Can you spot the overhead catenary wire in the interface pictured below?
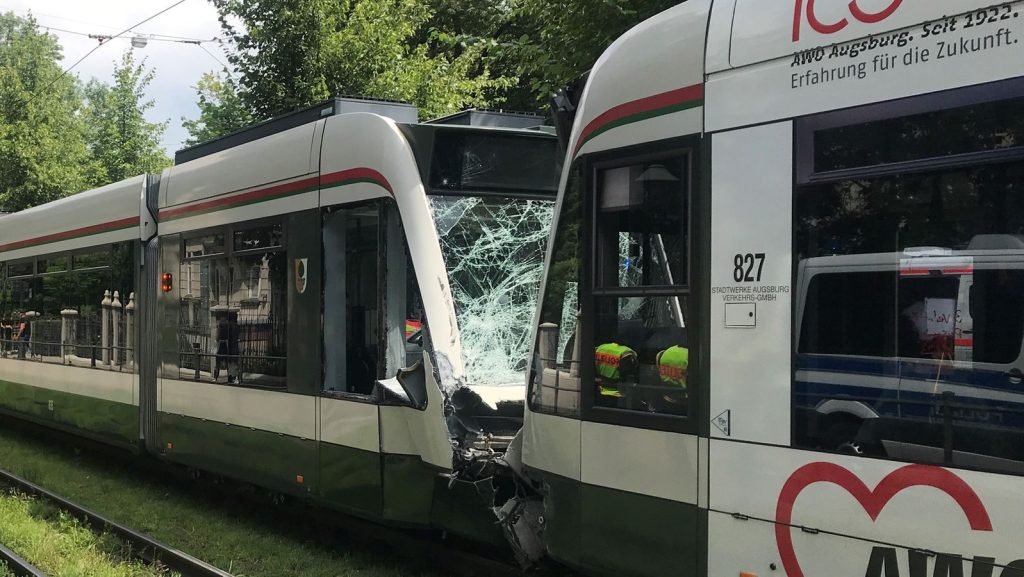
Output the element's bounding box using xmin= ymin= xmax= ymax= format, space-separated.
xmin=39 ymin=22 xmax=224 ymax=46
xmin=21 ymin=8 xmax=227 ymax=44
xmin=197 ymin=43 xmax=230 ymax=71
xmin=45 ymin=0 xmax=190 ymax=90
xmin=32 ymin=14 xmax=232 ymax=76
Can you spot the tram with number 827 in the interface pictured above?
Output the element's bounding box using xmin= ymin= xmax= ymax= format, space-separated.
xmin=501 ymin=1 xmax=1024 ymax=576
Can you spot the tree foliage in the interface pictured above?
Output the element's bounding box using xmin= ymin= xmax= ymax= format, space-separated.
xmin=500 ymin=0 xmax=681 ymax=107
xmin=0 ymin=12 xmax=94 ymax=211
xmin=207 ymin=0 xmax=511 ymax=123
xmin=421 ymin=0 xmax=682 ymax=109
xmin=185 ymin=0 xmax=682 ymax=141
xmin=0 ymin=13 xmax=170 ymax=211
xmin=82 ymin=51 xmax=171 ymax=183
xmin=181 ymin=72 xmax=253 ymax=146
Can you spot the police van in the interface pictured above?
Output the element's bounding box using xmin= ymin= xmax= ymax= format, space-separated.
xmin=795 ymin=235 xmax=1024 ymax=473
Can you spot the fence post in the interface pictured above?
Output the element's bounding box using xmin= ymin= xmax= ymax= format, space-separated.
xmin=111 ymin=291 xmax=122 ymax=369
xmin=101 ymin=290 xmax=111 ymax=365
xmin=125 ymin=292 xmax=135 ymax=368
xmin=61 ymin=309 xmax=78 ymax=364
xmin=538 ymin=323 xmax=557 ymax=371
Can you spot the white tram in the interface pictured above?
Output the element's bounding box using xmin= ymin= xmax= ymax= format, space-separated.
xmin=510 ymin=1 xmax=1024 ymax=576
xmin=0 ymin=101 xmax=559 ymax=540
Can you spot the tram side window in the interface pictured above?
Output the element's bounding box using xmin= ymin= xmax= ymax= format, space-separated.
xmin=531 ymin=169 xmax=584 ymax=416
xmin=794 ymin=93 xmax=1024 ymax=473
xmin=381 ymin=203 xmax=424 ymax=380
xmin=323 ymin=203 xmax=382 ymax=397
xmin=177 ymin=224 xmax=287 ymax=387
xmin=592 ymin=156 xmax=691 ymax=418
xmin=0 ymin=245 xmax=136 ymax=369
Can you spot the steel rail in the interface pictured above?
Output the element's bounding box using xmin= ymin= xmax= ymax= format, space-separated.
xmin=0 ymin=542 xmax=47 ymax=577
xmin=0 ymin=419 xmax=535 ymax=577
xmin=0 ymin=467 xmax=234 ymax=577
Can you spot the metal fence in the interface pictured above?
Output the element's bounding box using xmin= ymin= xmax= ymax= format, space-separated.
xmin=176 ymin=298 xmax=287 ymax=386
xmin=0 ymin=290 xmax=136 ymax=371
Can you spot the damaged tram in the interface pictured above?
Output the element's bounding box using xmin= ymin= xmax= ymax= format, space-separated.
xmin=502 ymin=0 xmax=1024 ymax=576
xmin=0 ymin=101 xmax=557 ymax=543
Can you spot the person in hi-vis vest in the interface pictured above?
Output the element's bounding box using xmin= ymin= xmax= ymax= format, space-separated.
xmin=655 ymin=344 xmax=689 ymax=410
xmin=595 ymin=342 xmax=638 ymax=400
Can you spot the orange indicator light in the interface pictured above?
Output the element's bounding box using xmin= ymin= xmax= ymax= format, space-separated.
xmin=161 ymin=273 xmax=173 ymax=293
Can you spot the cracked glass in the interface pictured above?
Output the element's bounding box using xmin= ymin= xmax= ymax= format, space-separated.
xmin=429 ymin=195 xmax=554 ymax=387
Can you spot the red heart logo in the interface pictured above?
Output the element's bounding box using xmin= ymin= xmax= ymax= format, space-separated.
xmin=775 ymin=462 xmax=993 ymax=577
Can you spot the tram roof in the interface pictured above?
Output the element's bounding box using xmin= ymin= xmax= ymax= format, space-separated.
xmin=566 ymin=0 xmax=709 ymax=160
xmin=0 ymin=176 xmax=144 ymax=262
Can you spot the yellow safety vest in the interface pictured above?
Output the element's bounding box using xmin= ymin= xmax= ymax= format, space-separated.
xmin=595 ymin=343 xmax=636 ymax=398
xmin=656 ymin=345 xmax=689 ymax=391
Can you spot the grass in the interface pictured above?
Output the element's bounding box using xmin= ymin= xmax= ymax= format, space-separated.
xmin=0 ymin=423 xmax=444 ymax=577
xmin=0 ymin=492 xmax=168 ymax=577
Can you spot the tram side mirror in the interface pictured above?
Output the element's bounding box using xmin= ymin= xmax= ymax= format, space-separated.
xmin=375 ymin=361 xmax=428 ymax=410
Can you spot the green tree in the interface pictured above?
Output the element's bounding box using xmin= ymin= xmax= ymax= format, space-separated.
xmin=320 ymin=0 xmax=512 ymax=120
xmin=0 ymin=12 xmax=95 ymax=211
xmin=500 ymin=0 xmax=680 ymax=107
xmin=187 ymin=0 xmax=511 ymax=142
xmin=181 ymin=71 xmax=253 ymax=146
xmin=423 ymin=0 xmax=682 ymax=111
xmin=82 ymin=50 xmax=170 ymax=184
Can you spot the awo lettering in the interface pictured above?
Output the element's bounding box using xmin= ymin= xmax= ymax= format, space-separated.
xmin=776 ymin=463 xmax=994 ymax=577
xmin=793 ymin=0 xmax=905 ymax=41
xmin=865 ymin=547 xmax=1024 ymax=577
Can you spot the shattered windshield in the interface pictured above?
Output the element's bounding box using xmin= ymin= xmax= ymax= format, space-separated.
xmin=429 ymin=195 xmax=554 ymax=387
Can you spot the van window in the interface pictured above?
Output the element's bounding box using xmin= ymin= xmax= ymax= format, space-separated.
xmin=799 ymin=271 xmax=1024 ymax=363
xmin=800 ymin=272 xmax=895 ymax=358
xmin=972 ymin=270 xmax=1024 ymax=364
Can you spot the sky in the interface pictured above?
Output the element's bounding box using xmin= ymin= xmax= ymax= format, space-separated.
xmin=1 ymin=0 xmax=230 ymax=156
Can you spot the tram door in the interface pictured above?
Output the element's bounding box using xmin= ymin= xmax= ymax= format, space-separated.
xmin=318 ymin=201 xmax=385 ymax=517
xmin=375 ymin=203 xmax=454 ymax=525
xmin=578 ymin=152 xmax=701 ymax=577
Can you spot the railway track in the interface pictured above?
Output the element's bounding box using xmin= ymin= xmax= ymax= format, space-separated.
xmin=0 ymin=466 xmax=234 ymax=577
xmin=0 ymin=541 xmax=46 ymax=577
xmin=0 ymin=420 xmax=533 ymax=577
